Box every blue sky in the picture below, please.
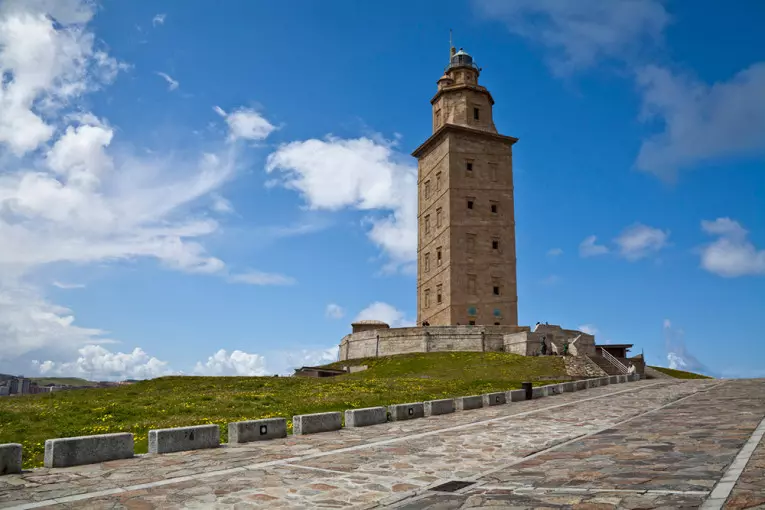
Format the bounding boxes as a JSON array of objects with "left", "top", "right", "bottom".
[{"left": 0, "top": 0, "right": 763, "bottom": 379}]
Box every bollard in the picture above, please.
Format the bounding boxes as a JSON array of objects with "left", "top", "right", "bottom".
[{"left": 522, "top": 381, "right": 533, "bottom": 400}]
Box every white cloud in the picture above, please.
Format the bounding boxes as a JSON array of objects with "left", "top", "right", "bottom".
[
  {"left": 354, "top": 302, "right": 414, "bottom": 328},
  {"left": 52, "top": 281, "right": 85, "bottom": 289},
  {"left": 152, "top": 13, "right": 166, "bottom": 27},
  {"left": 474, "top": 0, "right": 669, "bottom": 75},
  {"left": 325, "top": 303, "right": 345, "bottom": 319},
  {"left": 699, "top": 218, "right": 765, "bottom": 277},
  {"left": 578, "top": 324, "right": 598, "bottom": 336},
  {"left": 33, "top": 345, "right": 173, "bottom": 381},
  {"left": 193, "top": 349, "right": 268, "bottom": 376},
  {"left": 227, "top": 271, "right": 296, "bottom": 286},
  {"left": 214, "top": 106, "right": 276, "bottom": 142},
  {"left": 662, "top": 318, "right": 715, "bottom": 377},
  {"left": 547, "top": 247, "right": 563, "bottom": 257},
  {"left": 579, "top": 235, "right": 609, "bottom": 257},
  {"left": 156, "top": 71, "right": 179, "bottom": 91},
  {"left": 266, "top": 136, "right": 417, "bottom": 272},
  {"left": 636, "top": 64, "right": 765, "bottom": 179},
  {"left": 0, "top": 1, "right": 278, "bottom": 371},
  {"left": 0, "top": 1, "right": 123, "bottom": 155},
  {"left": 211, "top": 193, "right": 233, "bottom": 214},
  {"left": 614, "top": 223, "right": 669, "bottom": 261}
]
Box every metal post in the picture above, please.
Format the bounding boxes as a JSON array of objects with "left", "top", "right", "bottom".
[{"left": 522, "top": 382, "right": 533, "bottom": 400}]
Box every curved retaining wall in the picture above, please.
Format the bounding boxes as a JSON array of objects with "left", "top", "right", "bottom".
[{"left": 338, "top": 325, "right": 530, "bottom": 361}]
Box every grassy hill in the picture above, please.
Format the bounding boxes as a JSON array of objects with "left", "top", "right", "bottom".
[
  {"left": 30, "top": 377, "right": 100, "bottom": 387},
  {"left": 0, "top": 352, "right": 565, "bottom": 468},
  {"left": 648, "top": 366, "right": 713, "bottom": 379}
]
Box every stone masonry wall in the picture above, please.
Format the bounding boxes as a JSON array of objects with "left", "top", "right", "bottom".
[{"left": 339, "top": 325, "right": 529, "bottom": 361}]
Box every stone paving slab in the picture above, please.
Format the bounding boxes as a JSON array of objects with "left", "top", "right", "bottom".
[
  {"left": 724, "top": 422, "right": 765, "bottom": 510},
  {"left": 3, "top": 379, "right": 760, "bottom": 509},
  {"left": 476, "top": 380, "right": 765, "bottom": 494}
]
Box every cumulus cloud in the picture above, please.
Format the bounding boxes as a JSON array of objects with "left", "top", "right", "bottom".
[
  {"left": 33, "top": 345, "right": 173, "bottom": 381},
  {"left": 214, "top": 106, "right": 276, "bottom": 142},
  {"left": 156, "top": 71, "right": 179, "bottom": 91},
  {"left": 474, "top": 0, "right": 669, "bottom": 75},
  {"left": 325, "top": 303, "right": 345, "bottom": 319},
  {"left": 266, "top": 136, "right": 417, "bottom": 272},
  {"left": 193, "top": 349, "right": 268, "bottom": 376},
  {"left": 699, "top": 218, "right": 765, "bottom": 277},
  {"left": 636, "top": 64, "right": 765, "bottom": 179},
  {"left": 578, "top": 324, "right": 598, "bottom": 336},
  {"left": 579, "top": 235, "right": 609, "bottom": 257},
  {"left": 354, "top": 302, "right": 414, "bottom": 328},
  {"left": 152, "top": 13, "right": 166, "bottom": 26},
  {"left": 614, "top": 223, "right": 669, "bottom": 261},
  {"left": 227, "top": 271, "right": 296, "bottom": 286}
]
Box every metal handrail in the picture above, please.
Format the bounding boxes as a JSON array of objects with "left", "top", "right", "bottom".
[{"left": 601, "top": 349, "right": 629, "bottom": 374}]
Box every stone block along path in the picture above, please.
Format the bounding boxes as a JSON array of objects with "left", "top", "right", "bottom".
[{"left": 1, "top": 379, "right": 763, "bottom": 509}]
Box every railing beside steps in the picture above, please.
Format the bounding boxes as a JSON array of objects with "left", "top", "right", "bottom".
[{"left": 601, "top": 349, "right": 629, "bottom": 374}]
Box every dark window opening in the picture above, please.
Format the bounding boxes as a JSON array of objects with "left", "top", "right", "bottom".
[
  {"left": 468, "top": 320, "right": 476, "bottom": 326},
  {"left": 466, "top": 162, "right": 473, "bottom": 171},
  {"left": 467, "top": 200, "right": 474, "bottom": 209},
  {"left": 494, "top": 322, "right": 500, "bottom": 325},
  {"left": 492, "top": 240, "right": 499, "bottom": 250},
  {"left": 493, "top": 286, "right": 500, "bottom": 295},
  {"left": 473, "top": 108, "right": 480, "bottom": 120},
  {"left": 491, "top": 204, "right": 498, "bottom": 213}
]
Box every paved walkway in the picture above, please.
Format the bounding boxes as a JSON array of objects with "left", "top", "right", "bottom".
[{"left": 0, "top": 379, "right": 763, "bottom": 509}]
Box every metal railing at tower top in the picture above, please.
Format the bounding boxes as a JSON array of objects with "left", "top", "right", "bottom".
[
  {"left": 445, "top": 60, "right": 479, "bottom": 72},
  {"left": 601, "top": 349, "right": 629, "bottom": 374}
]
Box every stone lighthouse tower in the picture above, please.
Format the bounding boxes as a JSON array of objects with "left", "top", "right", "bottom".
[{"left": 412, "top": 45, "right": 519, "bottom": 327}]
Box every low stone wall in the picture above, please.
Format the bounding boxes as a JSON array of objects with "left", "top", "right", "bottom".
[
  {"left": 44, "top": 433, "right": 133, "bottom": 468},
  {"left": 0, "top": 444, "right": 21, "bottom": 475},
  {"left": 293, "top": 412, "right": 342, "bottom": 435},
  {"left": 0, "top": 374, "right": 644, "bottom": 475},
  {"left": 228, "top": 418, "right": 287, "bottom": 443},
  {"left": 148, "top": 425, "right": 220, "bottom": 454},
  {"left": 345, "top": 407, "right": 387, "bottom": 428},
  {"left": 338, "top": 325, "right": 530, "bottom": 361}
]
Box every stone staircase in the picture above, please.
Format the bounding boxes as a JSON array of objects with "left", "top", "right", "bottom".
[
  {"left": 565, "top": 355, "right": 608, "bottom": 378},
  {"left": 587, "top": 354, "right": 626, "bottom": 376}
]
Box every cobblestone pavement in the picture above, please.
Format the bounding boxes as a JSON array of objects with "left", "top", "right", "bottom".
[
  {"left": 0, "top": 379, "right": 763, "bottom": 509},
  {"left": 724, "top": 421, "right": 765, "bottom": 510}
]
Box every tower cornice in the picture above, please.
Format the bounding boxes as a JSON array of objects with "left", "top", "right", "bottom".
[
  {"left": 430, "top": 84, "right": 495, "bottom": 106},
  {"left": 411, "top": 123, "right": 518, "bottom": 159}
]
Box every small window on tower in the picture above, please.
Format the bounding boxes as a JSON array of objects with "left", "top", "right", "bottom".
[
  {"left": 437, "top": 247, "right": 442, "bottom": 266},
  {"left": 469, "top": 320, "right": 476, "bottom": 326},
  {"left": 424, "top": 180, "right": 431, "bottom": 199},
  {"left": 473, "top": 108, "right": 480, "bottom": 120},
  {"left": 466, "top": 160, "right": 473, "bottom": 174},
  {"left": 492, "top": 277, "right": 501, "bottom": 296},
  {"left": 424, "top": 288, "right": 431, "bottom": 308},
  {"left": 424, "top": 252, "right": 430, "bottom": 272},
  {"left": 492, "top": 238, "right": 499, "bottom": 250},
  {"left": 490, "top": 201, "right": 498, "bottom": 214},
  {"left": 436, "top": 172, "right": 442, "bottom": 190},
  {"left": 424, "top": 215, "right": 431, "bottom": 235},
  {"left": 467, "top": 199, "right": 474, "bottom": 210},
  {"left": 436, "top": 284, "right": 442, "bottom": 304},
  {"left": 493, "top": 285, "right": 500, "bottom": 296},
  {"left": 436, "top": 207, "right": 443, "bottom": 228}
]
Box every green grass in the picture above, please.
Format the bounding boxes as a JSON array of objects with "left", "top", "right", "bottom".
[
  {"left": 649, "top": 366, "right": 713, "bottom": 379},
  {"left": 30, "top": 377, "right": 100, "bottom": 387},
  {"left": 0, "top": 352, "right": 565, "bottom": 468}
]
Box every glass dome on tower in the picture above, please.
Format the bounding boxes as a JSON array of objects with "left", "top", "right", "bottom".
[{"left": 446, "top": 48, "right": 479, "bottom": 72}]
